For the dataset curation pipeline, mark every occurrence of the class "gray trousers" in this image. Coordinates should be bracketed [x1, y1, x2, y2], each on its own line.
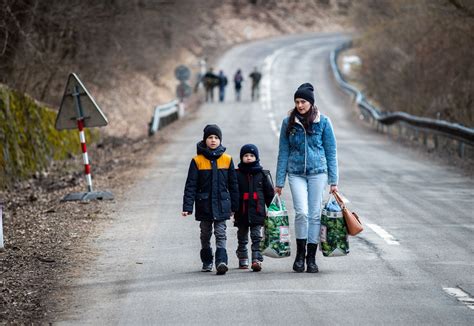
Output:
[236, 225, 263, 261]
[200, 220, 227, 249]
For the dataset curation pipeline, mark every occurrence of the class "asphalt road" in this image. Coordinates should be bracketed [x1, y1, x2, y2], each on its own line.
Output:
[58, 33, 474, 325]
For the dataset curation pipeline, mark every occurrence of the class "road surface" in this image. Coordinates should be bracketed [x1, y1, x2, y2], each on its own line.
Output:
[58, 33, 474, 325]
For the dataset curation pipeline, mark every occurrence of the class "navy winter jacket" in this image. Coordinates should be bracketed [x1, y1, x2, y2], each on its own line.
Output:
[183, 142, 239, 221]
[234, 169, 275, 227]
[276, 113, 338, 187]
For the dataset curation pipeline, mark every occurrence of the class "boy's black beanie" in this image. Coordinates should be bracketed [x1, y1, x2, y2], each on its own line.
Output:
[203, 124, 222, 141]
[240, 144, 259, 161]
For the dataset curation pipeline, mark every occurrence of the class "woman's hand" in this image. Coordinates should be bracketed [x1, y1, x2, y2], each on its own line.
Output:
[329, 185, 338, 194]
[181, 212, 191, 217]
[275, 187, 283, 196]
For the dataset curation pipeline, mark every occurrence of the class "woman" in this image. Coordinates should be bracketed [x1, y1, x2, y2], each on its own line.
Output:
[275, 83, 339, 273]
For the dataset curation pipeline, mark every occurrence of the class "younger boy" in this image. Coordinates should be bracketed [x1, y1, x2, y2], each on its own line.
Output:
[234, 144, 275, 271]
[182, 124, 239, 275]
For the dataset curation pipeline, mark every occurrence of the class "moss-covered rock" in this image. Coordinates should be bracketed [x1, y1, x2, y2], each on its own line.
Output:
[0, 85, 98, 189]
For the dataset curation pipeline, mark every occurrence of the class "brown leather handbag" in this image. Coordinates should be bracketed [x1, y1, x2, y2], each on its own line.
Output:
[333, 191, 363, 236]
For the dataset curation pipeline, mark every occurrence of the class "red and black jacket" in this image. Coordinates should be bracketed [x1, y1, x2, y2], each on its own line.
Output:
[234, 169, 275, 227]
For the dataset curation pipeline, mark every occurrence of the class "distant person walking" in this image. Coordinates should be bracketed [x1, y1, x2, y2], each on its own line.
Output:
[234, 69, 244, 102]
[218, 70, 228, 102]
[249, 67, 262, 101]
[275, 83, 339, 274]
[203, 68, 219, 102]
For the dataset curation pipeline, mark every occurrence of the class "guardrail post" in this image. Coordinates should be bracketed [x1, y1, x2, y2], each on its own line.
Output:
[178, 101, 185, 118]
[458, 141, 465, 158]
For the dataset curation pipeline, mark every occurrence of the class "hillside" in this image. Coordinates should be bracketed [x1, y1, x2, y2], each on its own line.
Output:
[349, 0, 474, 127]
[1, 0, 348, 138]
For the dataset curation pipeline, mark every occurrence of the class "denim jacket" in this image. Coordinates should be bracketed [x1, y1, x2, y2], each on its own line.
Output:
[276, 113, 338, 187]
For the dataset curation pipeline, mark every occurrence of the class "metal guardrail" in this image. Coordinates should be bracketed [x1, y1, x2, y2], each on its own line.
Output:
[330, 41, 474, 156]
[148, 99, 182, 136]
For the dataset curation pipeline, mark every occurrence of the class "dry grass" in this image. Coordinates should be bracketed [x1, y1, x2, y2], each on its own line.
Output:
[350, 0, 474, 127]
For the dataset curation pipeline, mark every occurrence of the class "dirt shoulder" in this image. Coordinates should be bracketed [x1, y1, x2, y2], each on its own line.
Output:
[0, 98, 201, 323]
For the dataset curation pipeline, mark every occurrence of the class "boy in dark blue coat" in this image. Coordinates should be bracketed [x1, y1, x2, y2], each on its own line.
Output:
[182, 124, 239, 275]
[234, 144, 275, 272]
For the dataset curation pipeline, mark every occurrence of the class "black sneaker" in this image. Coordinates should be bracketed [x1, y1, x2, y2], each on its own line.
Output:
[201, 263, 213, 272]
[216, 262, 228, 275]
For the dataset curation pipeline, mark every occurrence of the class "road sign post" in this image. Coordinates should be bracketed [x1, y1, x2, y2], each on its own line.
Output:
[175, 65, 192, 117]
[55, 73, 114, 202]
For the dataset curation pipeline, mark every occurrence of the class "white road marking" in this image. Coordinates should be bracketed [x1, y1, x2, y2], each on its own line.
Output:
[193, 289, 359, 296]
[367, 223, 400, 245]
[429, 261, 474, 266]
[443, 287, 474, 310]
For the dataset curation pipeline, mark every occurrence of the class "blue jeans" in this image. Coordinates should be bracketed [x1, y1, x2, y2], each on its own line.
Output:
[288, 173, 327, 244]
[219, 87, 225, 102]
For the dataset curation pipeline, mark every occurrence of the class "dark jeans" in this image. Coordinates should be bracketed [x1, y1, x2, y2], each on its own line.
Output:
[200, 220, 227, 249]
[236, 225, 263, 262]
[251, 84, 260, 101]
[219, 87, 225, 102]
[205, 87, 214, 102]
[235, 88, 241, 101]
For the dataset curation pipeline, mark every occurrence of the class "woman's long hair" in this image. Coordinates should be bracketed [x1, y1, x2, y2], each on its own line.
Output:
[286, 105, 319, 136]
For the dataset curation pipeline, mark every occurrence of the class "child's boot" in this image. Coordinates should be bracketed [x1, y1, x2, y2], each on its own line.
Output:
[239, 258, 249, 269]
[215, 248, 228, 275]
[251, 251, 263, 272]
[236, 250, 249, 269]
[251, 260, 262, 272]
[200, 248, 213, 272]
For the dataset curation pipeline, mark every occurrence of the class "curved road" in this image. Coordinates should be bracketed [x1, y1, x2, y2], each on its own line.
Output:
[59, 33, 474, 325]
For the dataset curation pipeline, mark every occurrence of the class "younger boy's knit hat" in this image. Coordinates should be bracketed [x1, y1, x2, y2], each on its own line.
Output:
[203, 124, 222, 141]
[240, 144, 259, 161]
[294, 83, 315, 106]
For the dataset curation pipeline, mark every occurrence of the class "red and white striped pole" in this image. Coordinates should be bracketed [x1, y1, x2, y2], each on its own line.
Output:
[72, 84, 94, 193]
[77, 118, 93, 192]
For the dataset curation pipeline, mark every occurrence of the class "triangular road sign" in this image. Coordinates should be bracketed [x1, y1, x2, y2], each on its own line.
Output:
[55, 73, 108, 130]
